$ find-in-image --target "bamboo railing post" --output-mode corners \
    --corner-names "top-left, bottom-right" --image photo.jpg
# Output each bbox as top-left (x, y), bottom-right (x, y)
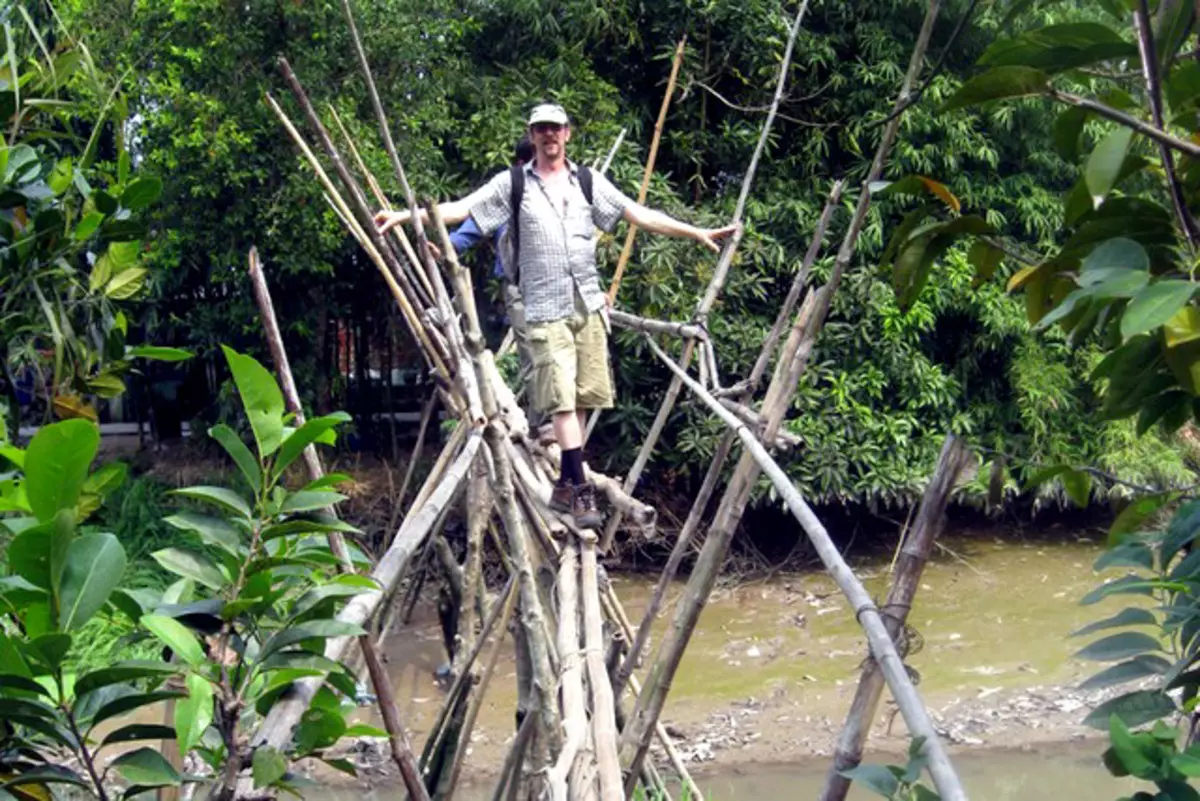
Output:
top-left (246, 248), bottom-right (430, 801)
top-left (642, 338), bottom-right (966, 801)
top-left (581, 536), bottom-right (622, 801)
top-left (819, 435), bottom-right (974, 801)
top-left (612, 183), bottom-right (841, 698)
top-left (620, 2), bottom-right (942, 784)
top-left (607, 37), bottom-right (687, 305)
top-left (601, 0), bottom-right (810, 551)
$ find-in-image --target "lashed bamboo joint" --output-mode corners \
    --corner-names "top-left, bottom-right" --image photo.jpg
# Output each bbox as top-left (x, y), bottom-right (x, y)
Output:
top-left (247, 0), bottom-right (970, 798)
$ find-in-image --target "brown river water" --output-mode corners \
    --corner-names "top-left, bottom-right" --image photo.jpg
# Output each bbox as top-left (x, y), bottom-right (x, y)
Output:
top-left (312, 529), bottom-right (1150, 799)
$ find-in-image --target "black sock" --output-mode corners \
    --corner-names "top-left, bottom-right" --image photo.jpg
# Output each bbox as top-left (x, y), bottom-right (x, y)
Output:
top-left (560, 447), bottom-right (585, 487)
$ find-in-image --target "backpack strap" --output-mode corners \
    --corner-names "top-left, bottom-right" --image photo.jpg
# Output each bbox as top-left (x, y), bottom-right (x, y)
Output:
top-left (508, 164), bottom-right (524, 284)
top-left (578, 165), bottom-right (594, 205)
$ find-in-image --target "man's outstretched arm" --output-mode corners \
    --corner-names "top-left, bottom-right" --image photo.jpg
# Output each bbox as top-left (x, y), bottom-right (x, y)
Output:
top-left (373, 197), bottom-right (474, 234)
top-left (621, 202), bottom-right (740, 253)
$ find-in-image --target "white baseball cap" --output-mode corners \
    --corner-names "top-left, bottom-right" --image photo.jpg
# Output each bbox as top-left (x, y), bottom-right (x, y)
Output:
top-left (528, 103), bottom-right (569, 127)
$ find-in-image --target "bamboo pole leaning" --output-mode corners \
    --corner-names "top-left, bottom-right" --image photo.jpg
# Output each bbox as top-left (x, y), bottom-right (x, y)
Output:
top-left (601, 0), bottom-right (810, 552)
top-left (611, 180), bottom-right (842, 700)
top-left (619, 4), bottom-right (942, 777)
top-left (245, 248), bottom-right (430, 801)
top-left (548, 543), bottom-right (589, 801)
top-left (607, 36), bottom-right (687, 304)
top-left (642, 338), bottom-right (967, 801)
top-left (819, 434), bottom-right (974, 801)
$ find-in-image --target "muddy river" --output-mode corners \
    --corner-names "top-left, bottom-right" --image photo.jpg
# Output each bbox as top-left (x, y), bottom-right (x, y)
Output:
top-left (313, 529), bottom-right (1150, 798)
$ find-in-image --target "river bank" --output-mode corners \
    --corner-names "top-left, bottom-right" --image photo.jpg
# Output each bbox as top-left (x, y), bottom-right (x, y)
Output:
top-left (306, 527), bottom-right (1140, 797)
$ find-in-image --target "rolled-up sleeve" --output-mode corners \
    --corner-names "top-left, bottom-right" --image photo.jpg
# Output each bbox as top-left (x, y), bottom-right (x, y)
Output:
top-left (590, 172), bottom-right (632, 233)
top-left (468, 171), bottom-right (513, 236)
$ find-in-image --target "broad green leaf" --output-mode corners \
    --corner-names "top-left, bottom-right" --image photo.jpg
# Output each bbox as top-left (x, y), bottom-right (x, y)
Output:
top-left (26, 634), bottom-right (70, 672)
top-left (272, 413), bottom-right (350, 480)
top-left (1080, 238), bottom-right (1150, 284)
top-left (111, 747), bottom-right (181, 787)
top-left (1072, 608), bottom-right (1158, 638)
top-left (175, 673), bottom-right (213, 758)
top-left (869, 175), bottom-right (960, 213)
top-left (280, 490), bottom-right (347, 514)
top-left (151, 548), bottom-right (227, 591)
top-left (89, 690), bottom-right (184, 730)
top-left (170, 486), bottom-right (251, 519)
top-left (252, 746), bottom-right (287, 788)
top-left (120, 177), bottom-right (163, 210)
top-left (1108, 714), bottom-right (1157, 779)
top-left (73, 210), bottom-right (104, 242)
top-left (1165, 306), bottom-right (1200, 349)
top-left (968, 240), bottom-right (1003, 287)
top-left (1084, 690), bottom-right (1176, 729)
top-left (7, 517), bottom-right (72, 591)
top-left (221, 346), bottom-right (285, 457)
top-left (838, 763), bottom-right (900, 797)
top-left (47, 157), bottom-right (72, 194)
top-left (1074, 631), bottom-right (1162, 662)
top-left (1109, 494), bottom-right (1176, 545)
top-left (1164, 500), bottom-right (1200, 564)
top-left (104, 267), bottom-right (147, 300)
top-left (344, 723), bottom-right (388, 738)
top-left (1081, 575), bottom-right (1158, 605)
top-left (1121, 281), bottom-right (1197, 340)
top-left (74, 661), bottom-right (180, 697)
top-left (980, 23), bottom-right (1136, 74)
top-left (1053, 106), bottom-right (1088, 161)
top-left (1085, 127), bottom-right (1134, 208)
top-left (127, 345), bottom-right (193, 362)
top-left (140, 615), bottom-right (204, 666)
top-left (1092, 542), bottom-right (1154, 572)
top-left (1080, 655), bottom-right (1171, 691)
top-left (82, 461), bottom-right (128, 499)
top-left (0, 765), bottom-right (86, 792)
top-left (942, 66), bottom-right (1050, 111)
top-left (59, 533), bottom-right (126, 631)
top-left (209, 424), bottom-right (261, 494)
top-left (0, 697), bottom-right (59, 721)
top-left (294, 705), bottom-right (347, 754)
top-left (301, 473), bottom-right (353, 492)
top-left (261, 517), bottom-right (359, 542)
top-left (257, 620), bottom-right (365, 663)
top-left (0, 673), bottom-right (52, 697)
top-left (164, 511), bottom-right (241, 554)
top-left (1173, 752), bottom-right (1200, 778)
top-left (24, 420), bottom-right (99, 522)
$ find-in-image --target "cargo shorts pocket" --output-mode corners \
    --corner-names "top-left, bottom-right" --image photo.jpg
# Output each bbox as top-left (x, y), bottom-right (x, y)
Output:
top-left (528, 324), bottom-right (575, 415)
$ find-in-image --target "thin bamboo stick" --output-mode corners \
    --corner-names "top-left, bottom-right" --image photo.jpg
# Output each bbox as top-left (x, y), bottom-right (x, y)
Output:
top-left (641, 337), bottom-right (966, 801)
top-left (247, 248), bottom-right (431, 801)
top-left (819, 435), bottom-right (973, 801)
top-left (608, 309), bottom-right (709, 341)
top-left (608, 37), bottom-right (687, 304)
top-left (600, 0), bottom-right (810, 551)
top-left (599, 128), bottom-right (627, 174)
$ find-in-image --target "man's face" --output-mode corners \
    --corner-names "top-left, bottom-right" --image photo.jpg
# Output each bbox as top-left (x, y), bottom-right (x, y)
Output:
top-left (530, 122), bottom-right (570, 160)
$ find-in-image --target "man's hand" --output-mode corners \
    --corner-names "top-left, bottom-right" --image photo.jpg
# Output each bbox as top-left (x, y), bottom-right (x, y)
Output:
top-left (373, 210), bottom-right (410, 235)
top-left (424, 240), bottom-right (443, 262)
top-left (695, 222), bottom-right (741, 253)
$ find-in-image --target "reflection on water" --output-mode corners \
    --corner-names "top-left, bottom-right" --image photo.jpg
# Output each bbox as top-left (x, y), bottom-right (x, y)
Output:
top-left (321, 741), bottom-right (1138, 800)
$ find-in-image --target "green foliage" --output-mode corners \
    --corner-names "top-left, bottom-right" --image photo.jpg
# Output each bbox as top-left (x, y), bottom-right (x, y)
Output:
top-left (0, 6), bottom-right (190, 437)
top-left (1070, 494), bottom-right (1200, 798)
top-left (839, 737), bottom-right (941, 800)
top-left (0, 347), bottom-right (379, 797)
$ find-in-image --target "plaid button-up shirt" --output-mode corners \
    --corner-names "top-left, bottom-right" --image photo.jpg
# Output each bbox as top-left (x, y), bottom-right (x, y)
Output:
top-left (468, 160), bottom-right (631, 324)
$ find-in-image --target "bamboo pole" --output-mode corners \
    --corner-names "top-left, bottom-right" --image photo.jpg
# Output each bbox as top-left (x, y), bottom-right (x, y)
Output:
top-left (582, 536), bottom-right (623, 801)
top-left (599, 128), bottom-right (627, 174)
top-left (619, 6), bottom-right (941, 773)
top-left (607, 37), bottom-right (687, 304)
top-left (600, 0), bottom-right (810, 551)
top-left (612, 182), bottom-right (842, 699)
top-left (820, 435), bottom-right (973, 801)
top-left (548, 543), bottom-right (587, 801)
top-left (247, 248), bottom-right (431, 801)
top-left (608, 309), bottom-right (710, 341)
top-left (458, 458), bottom-right (492, 662)
top-left (641, 337), bottom-right (966, 801)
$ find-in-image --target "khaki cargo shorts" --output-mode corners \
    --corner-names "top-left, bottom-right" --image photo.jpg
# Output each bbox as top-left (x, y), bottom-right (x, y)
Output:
top-left (527, 293), bottom-right (615, 415)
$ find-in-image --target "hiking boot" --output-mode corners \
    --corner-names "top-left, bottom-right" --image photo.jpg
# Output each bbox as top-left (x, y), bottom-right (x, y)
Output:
top-left (572, 482), bottom-right (603, 530)
top-left (549, 483), bottom-right (573, 514)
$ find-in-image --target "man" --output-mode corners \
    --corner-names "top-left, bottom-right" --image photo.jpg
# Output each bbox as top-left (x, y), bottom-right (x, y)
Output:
top-left (441, 136), bottom-right (544, 431)
top-left (376, 102), bottom-right (737, 528)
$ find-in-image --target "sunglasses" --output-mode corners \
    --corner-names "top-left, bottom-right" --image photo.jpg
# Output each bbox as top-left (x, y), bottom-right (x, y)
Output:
top-left (531, 122), bottom-right (565, 134)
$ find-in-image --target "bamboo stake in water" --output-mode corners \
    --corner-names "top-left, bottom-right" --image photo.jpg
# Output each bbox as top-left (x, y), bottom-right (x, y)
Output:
top-left (641, 337), bottom-right (967, 801)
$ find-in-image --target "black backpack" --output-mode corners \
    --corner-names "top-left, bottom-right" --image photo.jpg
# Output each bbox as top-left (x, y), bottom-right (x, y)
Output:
top-left (505, 163), bottom-right (594, 284)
